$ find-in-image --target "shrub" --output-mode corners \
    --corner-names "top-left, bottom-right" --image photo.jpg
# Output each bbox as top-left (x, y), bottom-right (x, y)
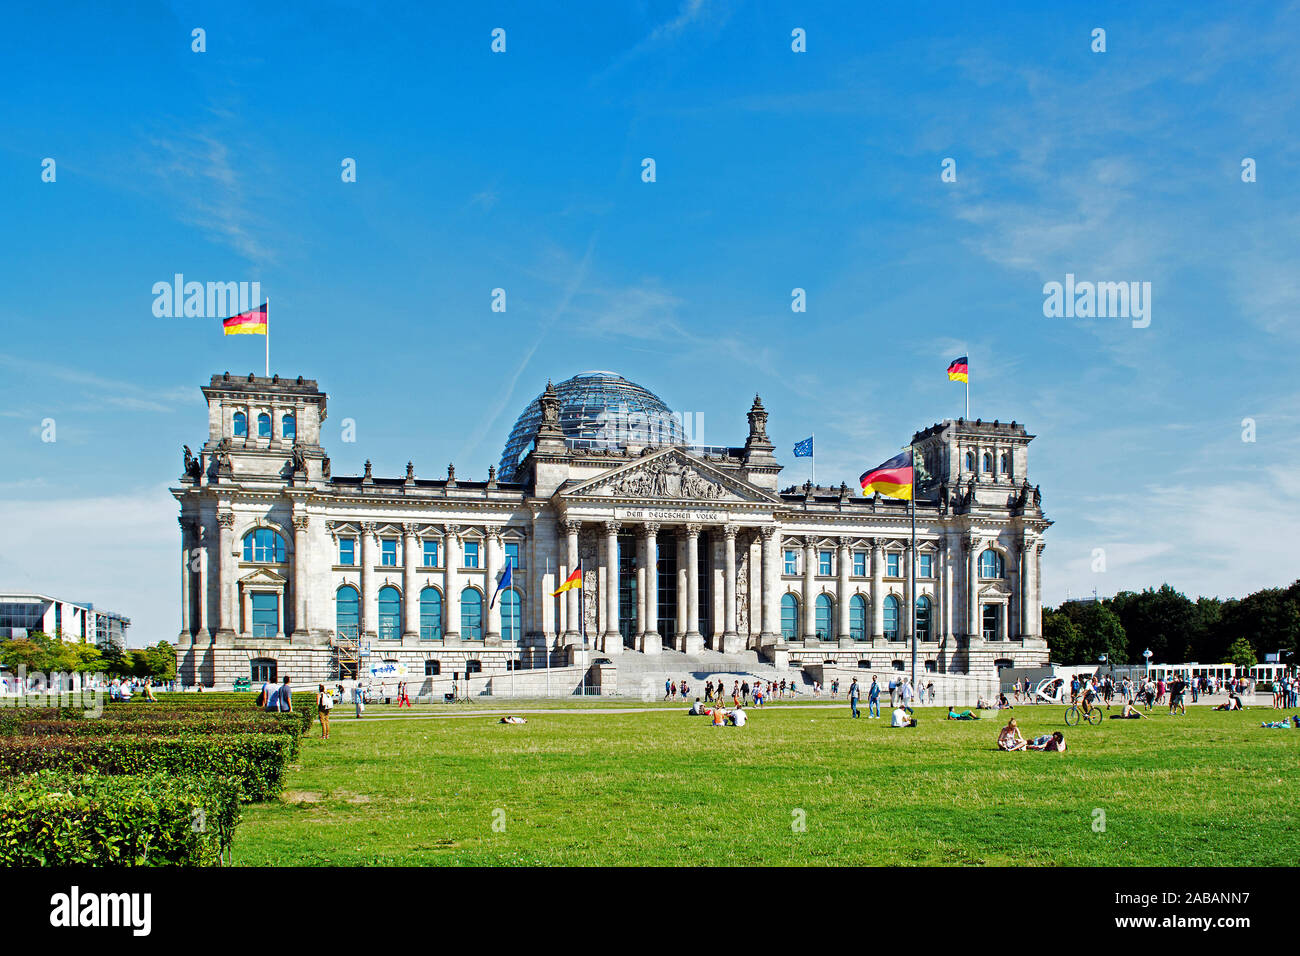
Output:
top-left (0, 770), bottom-right (241, 866)
top-left (125, 692), bottom-right (319, 733)
top-left (9, 715), bottom-right (303, 757)
top-left (0, 733), bottom-right (293, 801)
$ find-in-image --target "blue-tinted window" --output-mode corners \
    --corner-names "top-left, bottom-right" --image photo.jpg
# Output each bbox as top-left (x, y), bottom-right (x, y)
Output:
top-left (814, 594), bottom-right (833, 639)
top-left (501, 589), bottom-right (521, 642)
top-left (504, 542), bottom-right (520, 568)
top-left (916, 595), bottom-right (932, 641)
top-left (378, 585), bottom-right (401, 640)
top-left (850, 595), bottom-right (867, 641)
top-left (381, 539), bottom-right (398, 567)
top-left (780, 593), bottom-right (799, 640)
top-left (852, 552), bottom-right (866, 577)
top-left (339, 538), bottom-right (355, 566)
top-left (282, 414), bottom-right (296, 440)
top-left (419, 587), bottom-right (441, 640)
top-left (251, 592), bottom-right (278, 638)
top-left (461, 588), bottom-right (483, 640)
top-left (818, 551), bottom-right (832, 575)
top-left (257, 413), bottom-right (271, 438)
top-left (336, 586), bottom-right (359, 639)
top-left (883, 595), bottom-right (900, 641)
top-left (423, 540), bottom-right (439, 567)
top-left (463, 541), bottom-right (480, 569)
top-left (886, 553), bottom-right (900, 577)
top-left (233, 412), bottom-right (247, 437)
top-left (243, 528), bottom-right (286, 563)
top-left (918, 554), bottom-right (933, 578)
top-left (784, 550), bottom-right (797, 575)
top-left (979, 549), bottom-right (1005, 579)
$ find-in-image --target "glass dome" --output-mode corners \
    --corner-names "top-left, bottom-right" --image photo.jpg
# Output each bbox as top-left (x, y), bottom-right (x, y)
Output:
top-left (498, 371), bottom-right (681, 481)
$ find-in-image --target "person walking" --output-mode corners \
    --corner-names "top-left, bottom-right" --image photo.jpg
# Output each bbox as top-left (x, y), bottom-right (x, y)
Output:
top-left (665, 679), bottom-right (673, 701)
top-left (868, 676), bottom-right (880, 718)
top-left (849, 678), bottom-right (861, 719)
top-left (317, 684), bottom-right (333, 739)
top-left (354, 682), bottom-right (365, 719)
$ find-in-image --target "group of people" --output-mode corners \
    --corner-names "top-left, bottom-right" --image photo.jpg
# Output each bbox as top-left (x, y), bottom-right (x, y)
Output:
top-left (996, 718), bottom-right (1067, 752)
top-left (667, 678), bottom-right (804, 708)
top-left (688, 697), bottom-right (747, 726)
top-left (1268, 676), bottom-right (1299, 709)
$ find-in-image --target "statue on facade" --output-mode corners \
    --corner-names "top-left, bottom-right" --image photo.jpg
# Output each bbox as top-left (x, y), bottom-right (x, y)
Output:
top-left (1032, 484), bottom-right (1042, 508)
top-left (406, 461), bottom-right (415, 481)
top-left (291, 442), bottom-right (307, 476)
top-left (322, 455), bottom-right (331, 479)
top-left (213, 438), bottom-right (234, 478)
top-left (182, 445), bottom-right (201, 481)
top-left (363, 459), bottom-right (373, 481)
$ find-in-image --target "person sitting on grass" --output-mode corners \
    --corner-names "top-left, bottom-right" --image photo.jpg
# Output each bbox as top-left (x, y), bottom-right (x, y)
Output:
top-left (1109, 700), bottom-right (1148, 719)
top-left (1215, 693), bottom-right (1243, 712)
top-left (997, 718), bottom-right (1027, 751)
top-left (976, 696), bottom-right (996, 709)
top-left (997, 693), bottom-right (1013, 710)
top-left (689, 697), bottom-right (704, 715)
top-left (891, 706), bottom-right (918, 728)
top-left (727, 707), bottom-right (747, 727)
top-left (712, 705), bottom-right (727, 727)
top-left (947, 707), bottom-right (980, 720)
top-left (1027, 730), bottom-right (1067, 752)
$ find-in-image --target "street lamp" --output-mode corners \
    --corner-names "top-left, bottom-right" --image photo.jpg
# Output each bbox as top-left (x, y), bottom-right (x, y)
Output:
top-left (1143, 648), bottom-right (1153, 676)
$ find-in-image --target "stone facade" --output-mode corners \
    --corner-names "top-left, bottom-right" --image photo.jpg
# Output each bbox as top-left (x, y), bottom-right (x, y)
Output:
top-left (173, 372), bottom-right (1051, 688)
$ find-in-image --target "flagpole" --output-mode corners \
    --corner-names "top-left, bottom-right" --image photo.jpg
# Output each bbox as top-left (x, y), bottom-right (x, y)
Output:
top-left (965, 363), bottom-right (969, 419)
top-left (265, 297), bottom-right (270, 378)
top-left (811, 432), bottom-right (816, 487)
top-left (910, 441), bottom-right (917, 687)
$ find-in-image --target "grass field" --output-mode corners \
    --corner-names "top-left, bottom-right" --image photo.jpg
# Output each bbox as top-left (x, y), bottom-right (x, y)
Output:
top-left (233, 700), bottom-right (1300, 866)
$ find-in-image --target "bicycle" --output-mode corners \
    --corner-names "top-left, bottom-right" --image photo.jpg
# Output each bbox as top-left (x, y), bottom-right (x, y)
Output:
top-left (1065, 702), bottom-right (1103, 726)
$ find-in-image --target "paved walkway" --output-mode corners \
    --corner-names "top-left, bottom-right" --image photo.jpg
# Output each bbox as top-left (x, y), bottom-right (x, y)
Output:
top-left (340, 702), bottom-right (855, 722)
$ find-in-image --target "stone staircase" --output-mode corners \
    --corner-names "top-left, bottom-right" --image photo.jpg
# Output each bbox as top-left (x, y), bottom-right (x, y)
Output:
top-left (605, 648), bottom-right (813, 699)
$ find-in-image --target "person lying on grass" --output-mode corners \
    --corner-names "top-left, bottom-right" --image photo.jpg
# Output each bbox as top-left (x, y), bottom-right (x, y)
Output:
top-left (499, 715), bottom-right (527, 724)
top-left (1109, 700), bottom-right (1148, 719)
top-left (1026, 731), bottom-right (1067, 752)
top-left (1260, 716), bottom-right (1298, 729)
top-left (997, 718), bottom-right (1027, 751)
top-left (947, 707), bottom-right (980, 720)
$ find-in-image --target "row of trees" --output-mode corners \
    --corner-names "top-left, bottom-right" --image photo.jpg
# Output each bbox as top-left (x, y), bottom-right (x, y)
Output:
top-left (1043, 580), bottom-right (1300, 667)
top-left (0, 632), bottom-right (176, 681)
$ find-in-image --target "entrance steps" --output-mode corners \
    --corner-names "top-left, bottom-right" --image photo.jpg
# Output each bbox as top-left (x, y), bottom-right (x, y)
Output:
top-left (603, 647), bottom-right (814, 699)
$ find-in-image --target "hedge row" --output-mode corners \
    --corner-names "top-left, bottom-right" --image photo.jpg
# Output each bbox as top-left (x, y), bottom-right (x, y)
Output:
top-left (0, 770), bottom-right (241, 866)
top-left (113, 693), bottom-right (320, 733)
top-left (0, 733), bottom-right (293, 801)
top-left (8, 716), bottom-right (303, 757)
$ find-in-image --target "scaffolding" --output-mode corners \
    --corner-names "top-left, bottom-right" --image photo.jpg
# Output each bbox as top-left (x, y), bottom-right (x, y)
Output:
top-left (331, 631), bottom-right (360, 681)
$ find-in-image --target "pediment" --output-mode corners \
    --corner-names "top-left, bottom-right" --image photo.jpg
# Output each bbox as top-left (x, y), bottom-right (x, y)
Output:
top-left (239, 567), bottom-right (288, 586)
top-left (561, 448), bottom-right (777, 504)
top-left (978, 581), bottom-right (1012, 598)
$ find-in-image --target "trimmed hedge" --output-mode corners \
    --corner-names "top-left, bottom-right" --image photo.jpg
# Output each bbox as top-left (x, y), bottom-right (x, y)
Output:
top-left (8, 716), bottom-right (303, 757)
top-left (0, 770), bottom-right (240, 866)
top-left (121, 692), bottom-right (320, 733)
top-left (0, 733), bottom-right (293, 801)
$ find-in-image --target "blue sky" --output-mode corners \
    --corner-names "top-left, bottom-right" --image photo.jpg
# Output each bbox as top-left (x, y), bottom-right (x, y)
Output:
top-left (2, 1), bottom-right (1298, 645)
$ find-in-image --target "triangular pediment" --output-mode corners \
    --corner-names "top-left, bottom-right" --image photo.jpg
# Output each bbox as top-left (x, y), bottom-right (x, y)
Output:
top-left (239, 567), bottom-right (288, 586)
top-left (561, 447), bottom-right (778, 504)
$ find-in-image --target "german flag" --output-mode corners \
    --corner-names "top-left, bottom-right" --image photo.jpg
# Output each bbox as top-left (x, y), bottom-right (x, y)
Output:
top-left (551, 567), bottom-right (583, 596)
top-left (946, 355), bottom-right (968, 383)
top-left (222, 303), bottom-right (268, 335)
top-left (860, 451), bottom-right (913, 500)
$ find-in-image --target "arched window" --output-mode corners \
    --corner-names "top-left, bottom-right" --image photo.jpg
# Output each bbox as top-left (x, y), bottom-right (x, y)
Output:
top-left (850, 594), bottom-right (867, 641)
top-left (243, 528), bottom-right (286, 563)
top-left (282, 414), bottom-right (296, 440)
top-left (336, 585), bottom-right (359, 639)
top-left (780, 594), bottom-right (799, 641)
top-left (883, 594), bottom-right (900, 641)
top-left (982, 452), bottom-right (992, 473)
top-left (999, 452), bottom-right (1010, 475)
top-left (501, 588), bottom-right (522, 642)
top-left (979, 549), bottom-right (1005, 579)
top-left (461, 587), bottom-right (483, 640)
top-left (257, 412), bottom-right (271, 438)
top-left (916, 595), bottom-right (932, 642)
top-left (814, 594), bottom-right (833, 640)
top-left (419, 587), bottom-right (442, 640)
top-left (378, 585), bottom-right (401, 640)
top-left (965, 451), bottom-right (975, 472)
top-left (233, 412), bottom-right (247, 437)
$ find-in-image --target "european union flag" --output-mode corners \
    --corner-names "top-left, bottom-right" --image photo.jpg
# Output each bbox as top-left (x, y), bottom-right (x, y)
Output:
top-left (793, 436), bottom-right (814, 458)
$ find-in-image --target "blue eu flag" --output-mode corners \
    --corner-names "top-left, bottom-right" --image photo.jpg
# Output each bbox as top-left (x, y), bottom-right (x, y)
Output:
top-left (793, 436), bottom-right (814, 458)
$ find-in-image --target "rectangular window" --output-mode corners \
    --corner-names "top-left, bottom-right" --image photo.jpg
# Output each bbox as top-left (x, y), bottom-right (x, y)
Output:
top-left (339, 538), bottom-right (355, 566)
top-left (852, 552), bottom-right (866, 577)
top-left (423, 540), bottom-right (439, 567)
top-left (784, 550), bottom-right (798, 575)
top-left (918, 554), bottom-right (933, 578)
top-left (982, 603), bottom-right (1002, 641)
top-left (818, 550), bottom-right (832, 575)
top-left (886, 553), bottom-right (900, 577)
top-left (381, 539), bottom-right (398, 567)
top-left (464, 541), bottom-right (480, 569)
top-left (251, 593), bottom-right (278, 638)
top-left (504, 541), bottom-right (520, 568)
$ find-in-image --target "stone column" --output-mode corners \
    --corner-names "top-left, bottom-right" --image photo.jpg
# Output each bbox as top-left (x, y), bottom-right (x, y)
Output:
top-left (802, 536), bottom-right (816, 641)
top-left (836, 535), bottom-right (852, 646)
top-left (683, 523), bottom-right (703, 653)
top-left (602, 521), bottom-right (621, 653)
top-left (485, 528), bottom-right (502, 645)
top-left (196, 521), bottom-right (210, 642)
top-left (721, 525), bottom-right (740, 652)
top-left (178, 518), bottom-right (193, 646)
top-left (402, 523), bottom-right (420, 640)
top-left (562, 520), bottom-right (581, 645)
top-left (360, 522), bottom-right (377, 640)
top-left (870, 538), bottom-right (884, 643)
top-left (635, 532), bottom-right (647, 643)
top-left (641, 523), bottom-right (661, 653)
top-left (1021, 536), bottom-right (1038, 639)
top-left (443, 525), bottom-right (461, 642)
top-left (293, 514), bottom-right (310, 642)
top-left (216, 510), bottom-right (236, 643)
top-left (759, 526), bottom-right (778, 646)
top-left (967, 535), bottom-right (980, 641)
top-left (675, 531), bottom-right (688, 647)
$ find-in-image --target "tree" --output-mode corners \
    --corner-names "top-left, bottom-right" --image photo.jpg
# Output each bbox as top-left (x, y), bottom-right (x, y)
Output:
top-left (1106, 585), bottom-right (1203, 664)
top-left (1043, 608), bottom-right (1084, 663)
top-left (143, 642), bottom-right (177, 680)
top-left (1226, 637), bottom-right (1256, 670)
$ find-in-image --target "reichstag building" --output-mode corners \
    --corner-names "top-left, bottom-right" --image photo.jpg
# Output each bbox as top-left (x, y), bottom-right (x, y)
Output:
top-left (173, 370), bottom-right (1051, 687)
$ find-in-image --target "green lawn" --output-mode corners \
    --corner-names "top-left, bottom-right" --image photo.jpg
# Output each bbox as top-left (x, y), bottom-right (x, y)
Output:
top-left (234, 702), bottom-right (1300, 866)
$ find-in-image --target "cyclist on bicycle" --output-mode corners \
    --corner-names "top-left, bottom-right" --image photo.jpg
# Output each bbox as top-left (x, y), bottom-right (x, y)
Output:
top-left (1079, 680), bottom-right (1099, 716)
